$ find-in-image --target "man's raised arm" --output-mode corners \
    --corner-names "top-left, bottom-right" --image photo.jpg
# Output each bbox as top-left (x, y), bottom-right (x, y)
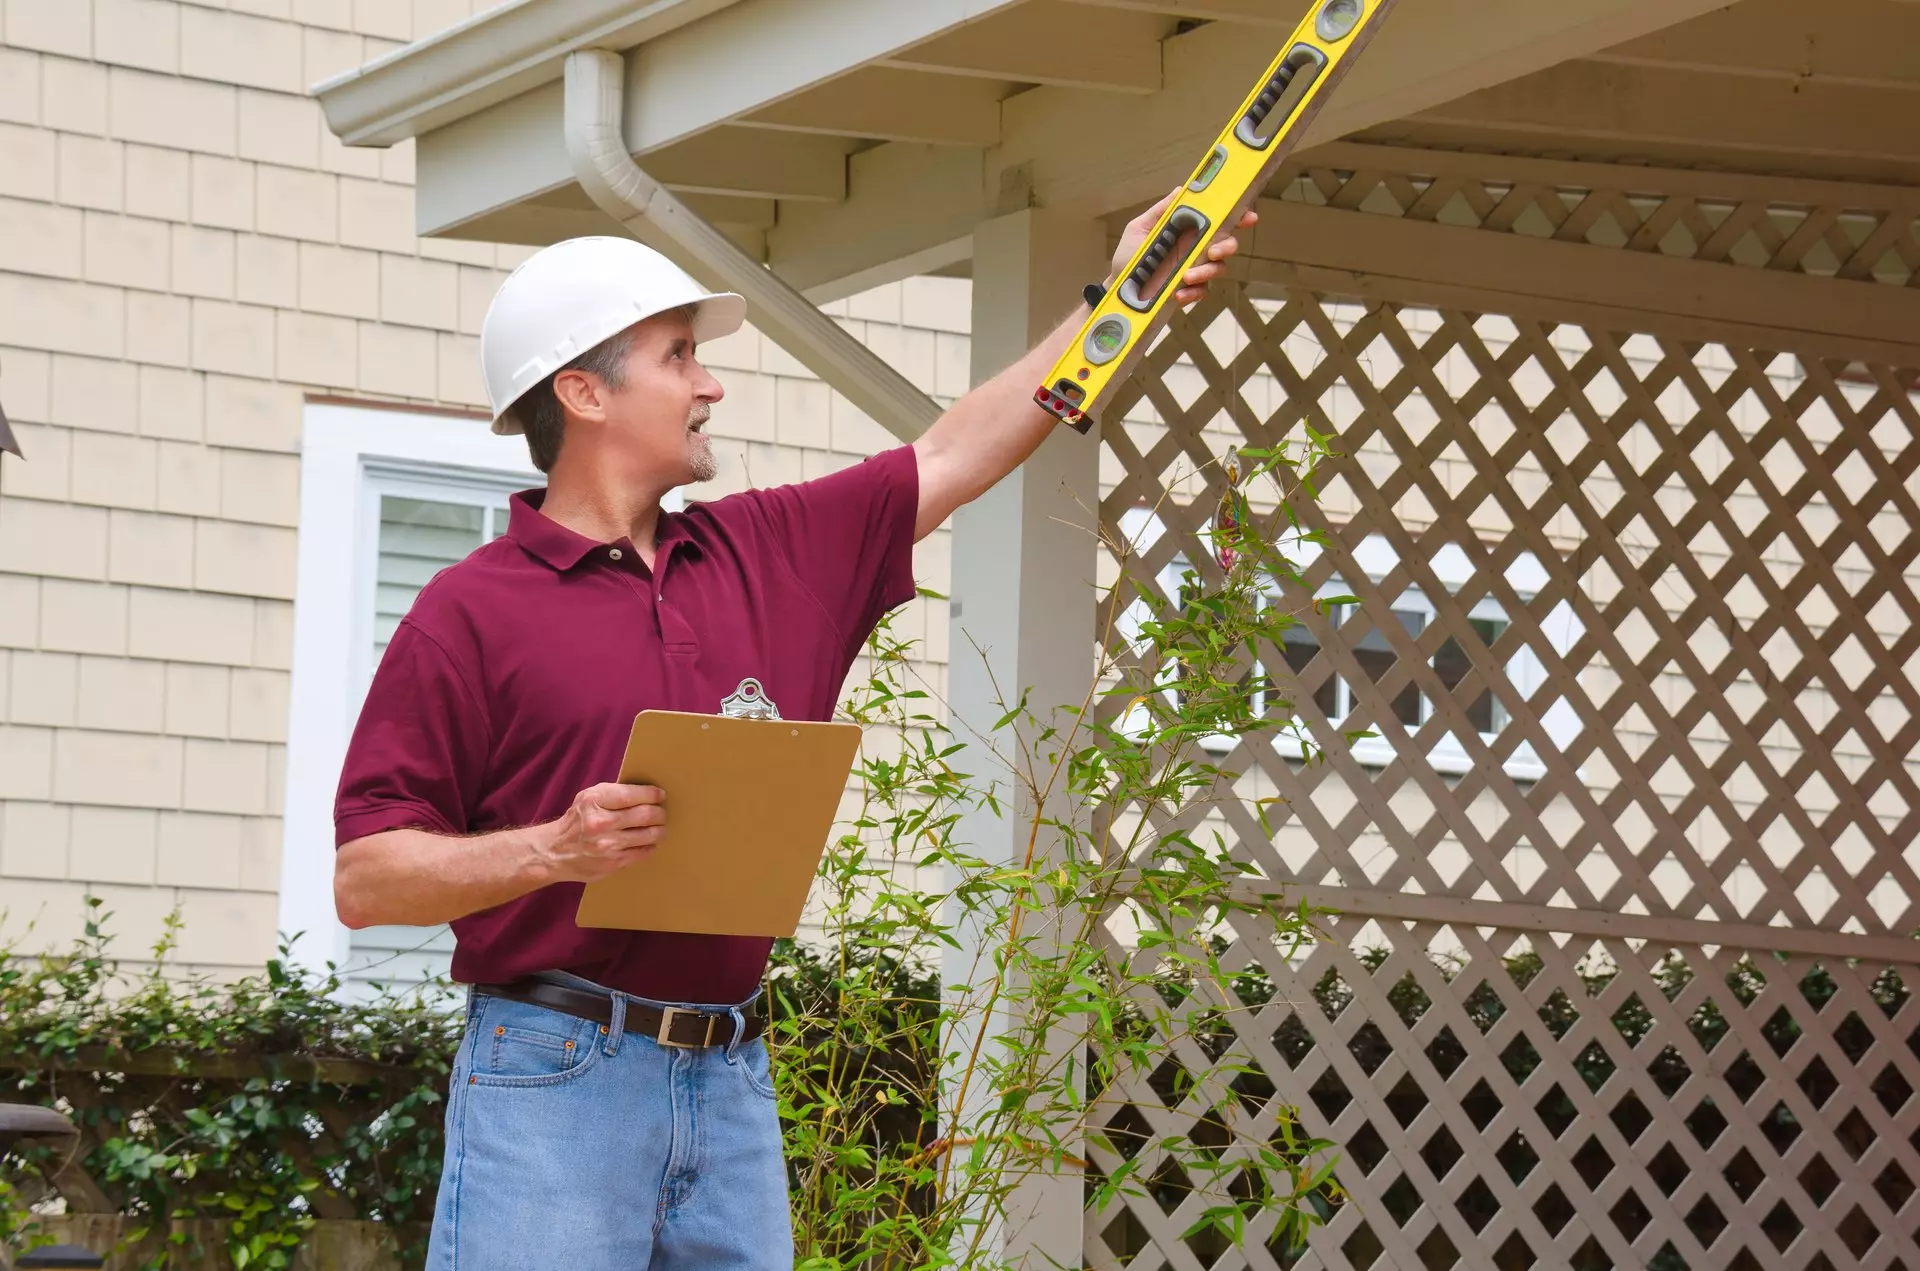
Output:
top-left (909, 193), bottom-right (1257, 541)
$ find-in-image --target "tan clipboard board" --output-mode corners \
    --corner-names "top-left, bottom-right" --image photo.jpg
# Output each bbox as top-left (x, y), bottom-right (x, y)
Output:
top-left (574, 691), bottom-right (862, 938)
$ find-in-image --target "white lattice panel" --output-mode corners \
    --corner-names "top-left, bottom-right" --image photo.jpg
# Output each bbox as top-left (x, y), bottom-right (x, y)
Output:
top-left (1277, 145), bottom-right (1920, 290)
top-left (1085, 263), bottom-right (1920, 1268)
top-left (1088, 915), bottom-right (1920, 1271)
top-left (1099, 292), bottom-right (1920, 935)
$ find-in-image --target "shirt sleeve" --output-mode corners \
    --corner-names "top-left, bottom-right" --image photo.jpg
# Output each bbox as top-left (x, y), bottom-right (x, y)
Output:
top-left (749, 444), bottom-right (920, 650)
top-left (334, 620), bottom-right (490, 847)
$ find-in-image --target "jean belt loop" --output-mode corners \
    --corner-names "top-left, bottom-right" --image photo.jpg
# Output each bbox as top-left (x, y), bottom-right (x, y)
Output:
top-left (604, 990), bottom-right (627, 1057)
top-left (725, 1006), bottom-right (746, 1064)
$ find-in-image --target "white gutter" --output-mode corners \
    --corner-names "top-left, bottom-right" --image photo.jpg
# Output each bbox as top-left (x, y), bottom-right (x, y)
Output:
top-left (564, 49), bottom-right (940, 443)
top-left (317, 0), bottom-right (742, 148)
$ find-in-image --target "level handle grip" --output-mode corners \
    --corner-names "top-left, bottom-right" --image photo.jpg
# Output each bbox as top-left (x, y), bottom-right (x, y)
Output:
top-left (1118, 207), bottom-right (1214, 313)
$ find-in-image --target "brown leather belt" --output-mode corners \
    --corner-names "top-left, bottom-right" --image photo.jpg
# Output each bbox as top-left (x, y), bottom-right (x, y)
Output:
top-left (474, 977), bottom-right (766, 1049)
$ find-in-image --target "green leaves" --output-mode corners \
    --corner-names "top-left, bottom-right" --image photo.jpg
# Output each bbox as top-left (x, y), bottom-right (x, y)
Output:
top-left (773, 448), bottom-right (1347, 1267)
top-left (0, 910), bottom-right (459, 1269)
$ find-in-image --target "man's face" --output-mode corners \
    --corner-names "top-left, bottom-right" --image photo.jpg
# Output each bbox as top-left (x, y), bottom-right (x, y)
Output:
top-left (599, 309), bottom-right (725, 485)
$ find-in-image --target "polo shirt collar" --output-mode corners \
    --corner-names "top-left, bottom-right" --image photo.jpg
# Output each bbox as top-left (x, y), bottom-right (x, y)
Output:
top-left (507, 489), bottom-right (700, 572)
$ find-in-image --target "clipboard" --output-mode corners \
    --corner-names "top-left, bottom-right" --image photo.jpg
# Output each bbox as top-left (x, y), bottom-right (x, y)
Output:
top-left (575, 679), bottom-right (862, 938)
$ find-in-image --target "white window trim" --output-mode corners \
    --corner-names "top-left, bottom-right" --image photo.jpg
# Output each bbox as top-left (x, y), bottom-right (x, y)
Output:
top-left (279, 403), bottom-right (541, 974)
top-left (278, 402), bottom-right (690, 977)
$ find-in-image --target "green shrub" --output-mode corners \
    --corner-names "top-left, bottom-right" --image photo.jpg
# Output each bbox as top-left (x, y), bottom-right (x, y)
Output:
top-left (1, 905), bottom-right (457, 1268)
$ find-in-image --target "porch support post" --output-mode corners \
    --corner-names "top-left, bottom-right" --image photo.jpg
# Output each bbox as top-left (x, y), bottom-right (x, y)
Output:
top-left (945, 209), bottom-right (1107, 1266)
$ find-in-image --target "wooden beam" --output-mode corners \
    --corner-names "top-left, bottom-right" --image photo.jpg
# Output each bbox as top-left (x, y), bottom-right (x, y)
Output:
top-left (434, 201), bottom-right (773, 260)
top-left (881, 3), bottom-right (1170, 94)
top-left (416, 80), bottom-right (573, 236)
top-left (738, 66), bottom-right (1006, 147)
top-left (619, 0), bottom-right (1031, 153)
top-left (1306, 140), bottom-right (1920, 214)
top-left (419, 110), bottom-right (846, 235)
top-left (1410, 59), bottom-right (1920, 181)
top-left (676, 192), bottom-right (778, 231)
top-left (760, 0), bottom-right (1732, 292)
top-left (1591, 0), bottom-right (1920, 92)
top-left (1240, 197), bottom-right (1920, 366)
top-left (1069, 0), bottom-right (1309, 28)
top-left (525, 181), bottom-right (779, 229)
top-left (767, 142), bottom-right (988, 298)
top-left (639, 127), bottom-right (853, 202)
top-left (1279, 883), bottom-right (1920, 966)
top-left (411, 0), bottom-right (1032, 234)
top-left (989, 0), bottom-right (1739, 220)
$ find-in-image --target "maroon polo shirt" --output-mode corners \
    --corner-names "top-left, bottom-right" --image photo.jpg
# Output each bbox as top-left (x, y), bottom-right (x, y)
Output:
top-left (334, 445), bottom-right (919, 1004)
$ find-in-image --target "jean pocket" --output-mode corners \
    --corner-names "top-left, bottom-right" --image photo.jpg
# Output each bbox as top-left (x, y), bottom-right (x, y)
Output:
top-left (468, 997), bottom-right (603, 1088)
top-left (740, 1037), bottom-right (778, 1101)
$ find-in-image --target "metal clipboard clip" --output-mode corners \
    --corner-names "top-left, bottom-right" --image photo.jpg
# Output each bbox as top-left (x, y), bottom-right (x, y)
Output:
top-left (719, 678), bottom-right (782, 721)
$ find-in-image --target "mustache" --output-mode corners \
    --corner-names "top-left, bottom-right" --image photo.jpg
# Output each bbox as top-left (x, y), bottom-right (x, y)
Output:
top-left (687, 403), bottom-right (712, 431)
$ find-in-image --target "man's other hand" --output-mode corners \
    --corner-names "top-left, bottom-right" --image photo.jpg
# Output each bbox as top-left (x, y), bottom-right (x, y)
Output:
top-left (536, 782), bottom-right (667, 883)
top-left (1109, 189), bottom-right (1259, 310)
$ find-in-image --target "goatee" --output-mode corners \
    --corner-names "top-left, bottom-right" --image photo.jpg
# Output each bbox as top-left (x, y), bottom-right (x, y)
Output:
top-left (687, 404), bottom-right (717, 483)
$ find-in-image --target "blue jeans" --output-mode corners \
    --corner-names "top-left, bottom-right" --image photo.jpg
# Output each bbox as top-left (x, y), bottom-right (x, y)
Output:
top-left (426, 981), bottom-right (793, 1269)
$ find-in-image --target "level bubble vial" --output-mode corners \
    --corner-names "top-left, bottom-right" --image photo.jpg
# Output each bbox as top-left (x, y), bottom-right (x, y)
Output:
top-left (1085, 315), bottom-right (1131, 365)
top-left (1188, 145), bottom-right (1229, 193)
top-left (1316, 0), bottom-right (1364, 41)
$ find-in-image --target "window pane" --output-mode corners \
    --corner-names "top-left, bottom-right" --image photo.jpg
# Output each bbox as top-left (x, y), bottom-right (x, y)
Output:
top-left (1350, 609), bottom-right (1423, 726)
top-left (341, 924), bottom-right (457, 1003)
top-left (1278, 621), bottom-right (1340, 719)
top-left (1433, 617), bottom-right (1508, 735)
top-left (357, 489), bottom-right (500, 1002)
top-left (375, 495), bottom-right (486, 663)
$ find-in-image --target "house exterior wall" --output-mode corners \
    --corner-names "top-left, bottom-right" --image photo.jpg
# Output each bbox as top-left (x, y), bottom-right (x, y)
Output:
top-left (0, 0), bottom-right (962, 978)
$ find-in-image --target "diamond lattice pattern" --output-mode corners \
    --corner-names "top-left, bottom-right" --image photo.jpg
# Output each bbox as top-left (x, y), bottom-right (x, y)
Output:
top-left (1098, 292), bottom-right (1920, 933)
top-left (1275, 154), bottom-right (1920, 288)
top-left (1086, 917), bottom-right (1920, 1271)
top-left (1085, 281), bottom-right (1920, 1269)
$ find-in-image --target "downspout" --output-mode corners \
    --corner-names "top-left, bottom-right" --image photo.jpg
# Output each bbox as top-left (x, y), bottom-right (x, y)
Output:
top-left (562, 49), bottom-right (940, 443)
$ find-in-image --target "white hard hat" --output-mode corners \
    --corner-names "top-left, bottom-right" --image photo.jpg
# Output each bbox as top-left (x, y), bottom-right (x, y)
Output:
top-left (480, 236), bottom-right (747, 434)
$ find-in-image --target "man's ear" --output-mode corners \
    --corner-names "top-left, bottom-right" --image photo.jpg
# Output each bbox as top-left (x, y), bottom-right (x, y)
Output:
top-left (551, 369), bottom-right (607, 423)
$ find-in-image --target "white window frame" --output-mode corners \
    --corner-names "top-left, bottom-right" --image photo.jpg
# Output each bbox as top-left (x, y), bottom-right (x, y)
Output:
top-left (278, 403), bottom-right (543, 976)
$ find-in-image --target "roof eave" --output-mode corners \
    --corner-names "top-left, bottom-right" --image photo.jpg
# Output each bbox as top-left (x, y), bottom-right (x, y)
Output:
top-left (313, 0), bottom-right (744, 148)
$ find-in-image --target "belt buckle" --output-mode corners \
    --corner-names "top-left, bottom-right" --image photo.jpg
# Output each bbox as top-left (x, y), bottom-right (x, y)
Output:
top-left (656, 1006), bottom-right (716, 1048)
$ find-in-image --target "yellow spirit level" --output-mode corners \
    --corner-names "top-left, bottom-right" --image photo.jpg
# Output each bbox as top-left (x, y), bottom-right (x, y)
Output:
top-left (1036, 0), bottom-right (1397, 431)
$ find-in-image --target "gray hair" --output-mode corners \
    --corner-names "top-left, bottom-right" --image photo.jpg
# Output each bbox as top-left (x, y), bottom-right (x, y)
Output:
top-left (508, 304), bottom-right (701, 473)
top-left (510, 327), bottom-right (637, 473)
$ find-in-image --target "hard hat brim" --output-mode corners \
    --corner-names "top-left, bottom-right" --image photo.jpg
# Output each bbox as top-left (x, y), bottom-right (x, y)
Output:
top-left (490, 290), bottom-right (749, 436)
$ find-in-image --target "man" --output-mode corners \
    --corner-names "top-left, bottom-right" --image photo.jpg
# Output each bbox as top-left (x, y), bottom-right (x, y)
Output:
top-left (332, 192), bottom-right (1252, 1268)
